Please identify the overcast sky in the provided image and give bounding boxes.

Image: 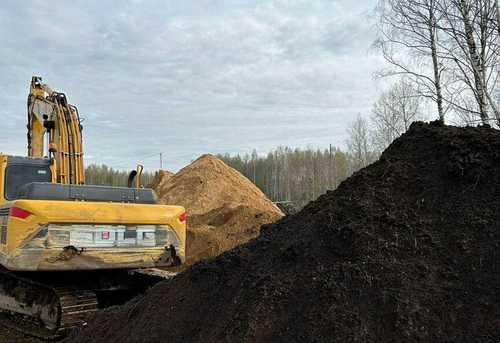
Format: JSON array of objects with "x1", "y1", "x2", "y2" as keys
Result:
[{"x1": 0, "y1": 0, "x2": 383, "y2": 171}]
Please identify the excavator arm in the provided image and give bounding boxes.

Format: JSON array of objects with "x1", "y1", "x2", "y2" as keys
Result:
[{"x1": 27, "y1": 76, "x2": 85, "y2": 185}]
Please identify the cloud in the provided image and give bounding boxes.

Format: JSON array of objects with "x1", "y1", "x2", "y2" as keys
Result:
[{"x1": 0, "y1": 0, "x2": 381, "y2": 171}]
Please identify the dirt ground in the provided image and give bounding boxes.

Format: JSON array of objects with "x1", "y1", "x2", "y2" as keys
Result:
[
  {"x1": 68, "y1": 122, "x2": 500, "y2": 343},
  {"x1": 0, "y1": 326, "x2": 40, "y2": 343}
]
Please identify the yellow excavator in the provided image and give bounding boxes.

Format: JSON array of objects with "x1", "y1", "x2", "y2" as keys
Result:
[{"x1": 0, "y1": 77, "x2": 186, "y2": 338}]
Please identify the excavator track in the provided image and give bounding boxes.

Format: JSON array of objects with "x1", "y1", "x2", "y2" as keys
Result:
[
  {"x1": 0, "y1": 268, "x2": 98, "y2": 340},
  {"x1": 54, "y1": 288, "x2": 98, "y2": 332}
]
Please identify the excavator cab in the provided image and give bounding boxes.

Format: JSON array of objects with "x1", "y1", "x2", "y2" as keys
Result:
[{"x1": 0, "y1": 156, "x2": 52, "y2": 202}]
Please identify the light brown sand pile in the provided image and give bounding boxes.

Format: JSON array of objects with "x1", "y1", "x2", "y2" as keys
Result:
[
  {"x1": 152, "y1": 154, "x2": 283, "y2": 264},
  {"x1": 148, "y1": 170, "x2": 174, "y2": 190}
]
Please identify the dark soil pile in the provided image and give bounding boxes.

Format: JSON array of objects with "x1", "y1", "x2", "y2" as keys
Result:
[
  {"x1": 70, "y1": 122, "x2": 500, "y2": 343},
  {"x1": 0, "y1": 325, "x2": 41, "y2": 343}
]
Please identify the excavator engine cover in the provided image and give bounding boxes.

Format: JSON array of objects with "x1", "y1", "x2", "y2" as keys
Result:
[{"x1": 17, "y1": 183, "x2": 157, "y2": 204}]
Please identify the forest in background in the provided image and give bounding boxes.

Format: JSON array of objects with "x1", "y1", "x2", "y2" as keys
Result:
[
  {"x1": 218, "y1": 147, "x2": 360, "y2": 208},
  {"x1": 85, "y1": 142, "x2": 376, "y2": 210},
  {"x1": 85, "y1": 164, "x2": 155, "y2": 188}
]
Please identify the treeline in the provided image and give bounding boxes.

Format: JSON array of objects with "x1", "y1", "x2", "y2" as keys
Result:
[
  {"x1": 86, "y1": 146, "x2": 370, "y2": 208},
  {"x1": 85, "y1": 142, "x2": 378, "y2": 209},
  {"x1": 85, "y1": 164, "x2": 155, "y2": 187},
  {"x1": 83, "y1": 145, "x2": 369, "y2": 209},
  {"x1": 217, "y1": 146, "x2": 367, "y2": 209}
]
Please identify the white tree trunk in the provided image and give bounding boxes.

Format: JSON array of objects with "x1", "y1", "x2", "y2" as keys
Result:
[
  {"x1": 428, "y1": 1, "x2": 445, "y2": 122},
  {"x1": 459, "y1": 0, "x2": 489, "y2": 122}
]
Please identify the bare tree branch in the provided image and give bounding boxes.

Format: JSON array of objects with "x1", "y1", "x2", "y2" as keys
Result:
[
  {"x1": 436, "y1": 0, "x2": 499, "y2": 124},
  {"x1": 371, "y1": 79, "x2": 425, "y2": 151},
  {"x1": 375, "y1": 0, "x2": 446, "y2": 121}
]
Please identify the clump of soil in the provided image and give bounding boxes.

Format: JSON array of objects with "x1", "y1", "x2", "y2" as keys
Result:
[
  {"x1": 152, "y1": 155, "x2": 283, "y2": 264},
  {"x1": 70, "y1": 122, "x2": 500, "y2": 343}
]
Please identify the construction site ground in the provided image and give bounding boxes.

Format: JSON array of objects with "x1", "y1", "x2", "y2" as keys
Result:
[
  {"x1": 0, "y1": 324, "x2": 39, "y2": 342},
  {"x1": 68, "y1": 122, "x2": 500, "y2": 342},
  {"x1": 1, "y1": 122, "x2": 499, "y2": 342}
]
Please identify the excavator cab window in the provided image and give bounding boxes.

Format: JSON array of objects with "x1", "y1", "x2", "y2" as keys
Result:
[{"x1": 5, "y1": 164, "x2": 52, "y2": 200}]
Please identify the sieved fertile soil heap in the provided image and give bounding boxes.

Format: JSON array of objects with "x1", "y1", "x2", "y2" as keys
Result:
[
  {"x1": 147, "y1": 170, "x2": 174, "y2": 190},
  {"x1": 151, "y1": 155, "x2": 283, "y2": 264},
  {"x1": 70, "y1": 122, "x2": 500, "y2": 343}
]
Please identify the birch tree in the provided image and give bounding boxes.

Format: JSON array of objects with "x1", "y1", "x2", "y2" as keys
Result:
[
  {"x1": 376, "y1": 0, "x2": 446, "y2": 121},
  {"x1": 495, "y1": 0, "x2": 500, "y2": 35},
  {"x1": 437, "y1": 0, "x2": 500, "y2": 123}
]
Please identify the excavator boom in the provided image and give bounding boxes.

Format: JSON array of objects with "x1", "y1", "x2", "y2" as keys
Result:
[{"x1": 27, "y1": 76, "x2": 85, "y2": 185}]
